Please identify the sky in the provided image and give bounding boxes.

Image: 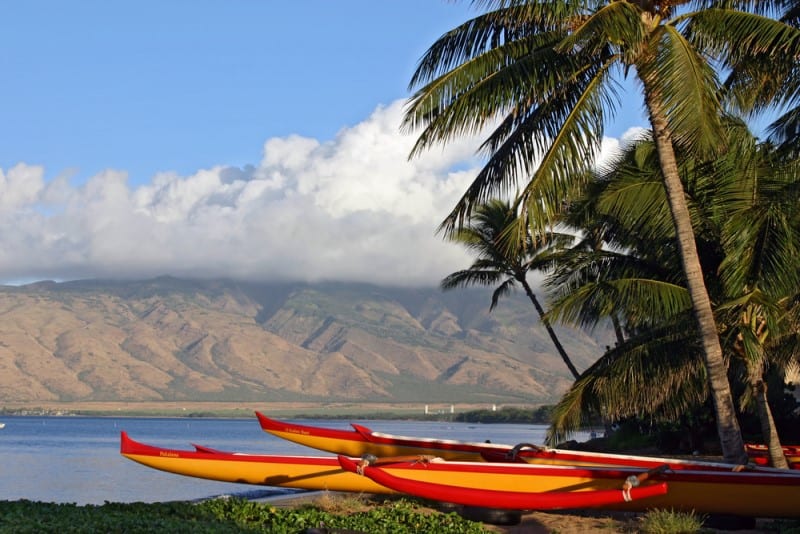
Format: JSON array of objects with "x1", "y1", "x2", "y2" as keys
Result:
[{"x1": 0, "y1": 1, "x2": 647, "y2": 287}]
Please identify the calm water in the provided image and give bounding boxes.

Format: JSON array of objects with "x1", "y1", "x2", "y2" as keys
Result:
[{"x1": 0, "y1": 415, "x2": 582, "y2": 505}]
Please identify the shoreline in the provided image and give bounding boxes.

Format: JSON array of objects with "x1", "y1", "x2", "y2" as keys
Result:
[{"x1": 0, "y1": 400, "x2": 547, "y2": 421}]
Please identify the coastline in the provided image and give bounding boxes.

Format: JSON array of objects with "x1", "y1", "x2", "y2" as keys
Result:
[{"x1": 0, "y1": 400, "x2": 540, "y2": 419}]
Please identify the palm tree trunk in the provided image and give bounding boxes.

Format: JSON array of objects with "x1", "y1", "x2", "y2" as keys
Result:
[
  {"x1": 520, "y1": 279, "x2": 581, "y2": 380},
  {"x1": 642, "y1": 90, "x2": 749, "y2": 465},
  {"x1": 748, "y1": 366, "x2": 790, "y2": 469}
]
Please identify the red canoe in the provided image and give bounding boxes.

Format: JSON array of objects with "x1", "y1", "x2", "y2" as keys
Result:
[
  {"x1": 120, "y1": 432, "x2": 800, "y2": 517},
  {"x1": 337, "y1": 455, "x2": 668, "y2": 510},
  {"x1": 120, "y1": 431, "x2": 393, "y2": 494},
  {"x1": 256, "y1": 412, "x2": 773, "y2": 471},
  {"x1": 745, "y1": 444, "x2": 800, "y2": 468},
  {"x1": 333, "y1": 453, "x2": 800, "y2": 517}
]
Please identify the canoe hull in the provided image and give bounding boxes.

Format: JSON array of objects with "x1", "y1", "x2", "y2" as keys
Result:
[
  {"x1": 121, "y1": 432, "x2": 800, "y2": 517},
  {"x1": 745, "y1": 444, "x2": 800, "y2": 468},
  {"x1": 120, "y1": 431, "x2": 391, "y2": 494},
  {"x1": 337, "y1": 455, "x2": 669, "y2": 511},
  {"x1": 338, "y1": 456, "x2": 800, "y2": 517},
  {"x1": 256, "y1": 412, "x2": 489, "y2": 461},
  {"x1": 256, "y1": 412, "x2": 772, "y2": 472}
]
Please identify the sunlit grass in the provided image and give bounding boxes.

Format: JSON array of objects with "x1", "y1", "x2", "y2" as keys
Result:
[{"x1": 638, "y1": 509, "x2": 705, "y2": 533}]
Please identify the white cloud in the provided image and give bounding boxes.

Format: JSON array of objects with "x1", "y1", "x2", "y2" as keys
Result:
[
  {"x1": 0, "y1": 163, "x2": 45, "y2": 210},
  {"x1": 0, "y1": 100, "x2": 631, "y2": 287},
  {"x1": 596, "y1": 127, "x2": 650, "y2": 171}
]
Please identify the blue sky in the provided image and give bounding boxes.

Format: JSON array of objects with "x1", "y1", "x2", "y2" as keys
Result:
[{"x1": 0, "y1": 1, "x2": 646, "y2": 286}]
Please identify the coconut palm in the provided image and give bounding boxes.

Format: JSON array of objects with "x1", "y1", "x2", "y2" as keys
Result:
[
  {"x1": 545, "y1": 125, "x2": 800, "y2": 466},
  {"x1": 713, "y1": 135, "x2": 800, "y2": 467},
  {"x1": 724, "y1": 0, "x2": 800, "y2": 155},
  {"x1": 404, "y1": 0, "x2": 800, "y2": 463},
  {"x1": 545, "y1": 138, "x2": 706, "y2": 443},
  {"x1": 441, "y1": 199, "x2": 581, "y2": 379}
]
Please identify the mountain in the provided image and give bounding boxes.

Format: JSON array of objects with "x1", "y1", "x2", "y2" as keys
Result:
[{"x1": 0, "y1": 277, "x2": 610, "y2": 405}]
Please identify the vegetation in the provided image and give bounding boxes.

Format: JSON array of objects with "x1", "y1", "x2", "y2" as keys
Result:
[
  {"x1": 441, "y1": 199, "x2": 581, "y2": 379},
  {"x1": 543, "y1": 123, "x2": 800, "y2": 460},
  {"x1": 405, "y1": 0, "x2": 800, "y2": 464},
  {"x1": 3, "y1": 497, "x2": 800, "y2": 533},
  {"x1": 637, "y1": 509, "x2": 705, "y2": 534},
  {"x1": 454, "y1": 405, "x2": 554, "y2": 424},
  {"x1": 0, "y1": 497, "x2": 489, "y2": 534}
]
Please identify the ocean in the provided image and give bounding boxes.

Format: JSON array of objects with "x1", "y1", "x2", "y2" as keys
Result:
[{"x1": 0, "y1": 415, "x2": 579, "y2": 505}]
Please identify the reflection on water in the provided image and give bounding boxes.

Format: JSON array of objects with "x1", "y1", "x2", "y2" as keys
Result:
[{"x1": 0, "y1": 415, "x2": 587, "y2": 505}]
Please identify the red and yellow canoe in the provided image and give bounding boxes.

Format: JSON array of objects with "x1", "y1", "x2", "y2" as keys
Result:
[
  {"x1": 256, "y1": 412, "x2": 767, "y2": 471},
  {"x1": 337, "y1": 455, "x2": 668, "y2": 510},
  {"x1": 745, "y1": 444, "x2": 800, "y2": 469},
  {"x1": 335, "y1": 454, "x2": 800, "y2": 517},
  {"x1": 119, "y1": 432, "x2": 664, "y2": 510},
  {"x1": 120, "y1": 431, "x2": 388, "y2": 494},
  {"x1": 120, "y1": 432, "x2": 800, "y2": 516}
]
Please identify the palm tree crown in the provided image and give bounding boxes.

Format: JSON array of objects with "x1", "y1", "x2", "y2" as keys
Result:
[{"x1": 441, "y1": 199, "x2": 581, "y2": 379}]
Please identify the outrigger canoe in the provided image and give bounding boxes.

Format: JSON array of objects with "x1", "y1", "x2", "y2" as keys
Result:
[
  {"x1": 119, "y1": 432, "x2": 666, "y2": 511},
  {"x1": 120, "y1": 431, "x2": 388, "y2": 493},
  {"x1": 338, "y1": 454, "x2": 800, "y2": 517},
  {"x1": 121, "y1": 432, "x2": 800, "y2": 516},
  {"x1": 745, "y1": 444, "x2": 800, "y2": 469},
  {"x1": 256, "y1": 412, "x2": 768, "y2": 471},
  {"x1": 338, "y1": 455, "x2": 667, "y2": 510}
]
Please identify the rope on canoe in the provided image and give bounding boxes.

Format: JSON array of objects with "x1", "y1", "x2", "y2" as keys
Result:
[
  {"x1": 505, "y1": 443, "x2": 545, "y2": 461},
  {"x1": 622, "y1": 464, "x2": 671, "y2": 491},
  {"x1": 356, "y1": 454, "x2": 440, "y2": 474}
]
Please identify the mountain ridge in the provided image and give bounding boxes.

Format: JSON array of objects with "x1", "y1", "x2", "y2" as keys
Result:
[{"x1": 0, "y1": 277, "x2": 609, "y2": 405}]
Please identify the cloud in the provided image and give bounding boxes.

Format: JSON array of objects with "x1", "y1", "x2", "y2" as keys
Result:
[
  {"x1": 0, "y1": 101, "x2": 483, "y2": 286},
  {"x1": 0, "y1": 101, "x2": 632, "y2": 287}
]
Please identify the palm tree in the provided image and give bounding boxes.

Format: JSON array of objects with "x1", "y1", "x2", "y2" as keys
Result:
[
  {"x1": 545, "y1": 139, "x2": 706, "y2": 443},
  {"x1": 403, "y1": 0, "x2": 800, "y2": 464},
  {"x1": 713, "y1": 134, "x2": 800, "y2": 468},
  {"x1": 441, "y1": 199, "x2": 581, "y2": 379},
  {"x1": 545, "y1": 125, "x2": 800, "y2": 466}
]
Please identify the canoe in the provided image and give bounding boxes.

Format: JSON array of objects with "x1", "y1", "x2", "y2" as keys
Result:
[
  {"x1": 120, "y1": 432, "x2": 800, "y2": 516},
  {"x1": 746, "y1": 443, "x2": 800, "y2": 455},
  {"x1": 120, "y1": 431, "x2": 391, "y2": 494},
  {"x1": 336, "y1": 454, "x2": 800, "y2": 517},
  {"x1": 256, "y1": 412, "x2": 767, "y2": 471},
  {"x1": 745, "y1": 444, "x2": 800, "y2": 468},
  {"x1": 338, "y1": 455, "x2": 668, "y2": 510}
]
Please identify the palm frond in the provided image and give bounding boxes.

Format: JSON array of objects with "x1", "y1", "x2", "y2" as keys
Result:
[
  {"x1": 406, "y1": 31, "x2": 565, "y2": 156},
  {"x1": 491, "y1": 278, "x2": 517, "y2": 310},
  {"x1": 767, "y1": 106, "x2": 800, "y2": 150},
  {"x1": 557, "y1": 0, "x2": 645, "y2": 61},
  {"x1": 638, "y1": 25, "x2": 724, "y2": 154},
  {"x1": 548, "y1": 318, "x2": 707, "y2": 443},
  {"x1": 514, "y1": 58, "x2": 620, "y2": 233},
  {"x1": 693, "y1": 9, "x2": 800, "y2": 118},
  {"x1": 688, "y1": 8, "x2": 800, "y2": 62}
]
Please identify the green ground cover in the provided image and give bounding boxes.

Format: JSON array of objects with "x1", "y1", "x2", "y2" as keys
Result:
[{"x1": 0, "y1": 497, "x2": 488, "y2": 534}]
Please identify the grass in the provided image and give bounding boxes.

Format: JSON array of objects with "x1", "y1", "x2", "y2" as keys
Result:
[{"x1": 637, "y1": 509, "x2": 706, "y2": 533}]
